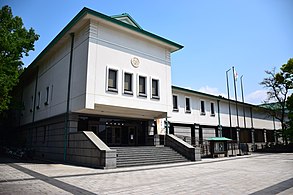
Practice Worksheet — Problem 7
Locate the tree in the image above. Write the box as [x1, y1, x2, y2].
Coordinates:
[0, 5, 39, 113]
[260, 58, 293, 144]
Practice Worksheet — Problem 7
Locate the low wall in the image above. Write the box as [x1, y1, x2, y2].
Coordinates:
[68, 131, 116, 169]
[165, 134, 201, 161]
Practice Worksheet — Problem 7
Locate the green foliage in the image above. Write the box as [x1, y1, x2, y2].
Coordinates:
[260, 58, 293, 143]
[0, 5, 39, 113]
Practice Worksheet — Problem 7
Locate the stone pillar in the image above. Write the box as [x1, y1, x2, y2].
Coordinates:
[218, 125, 223, 137]
[263, 129, 267, 143]
[236, 127, 241, 155]
[194, 124, 200, 146]
[236, 127, 240, 144]
[251, 128, 255, 151]
[274, 130, 277, 145]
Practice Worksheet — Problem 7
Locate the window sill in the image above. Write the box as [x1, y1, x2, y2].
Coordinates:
[185, 110, 191, 114]
[151, 96, 160, 100]
[139, 93, 147, 98]
[107, 88, 118, 93]
[200, 112, 206, 116]
[44, 102, 49, 106]
[210, 114, 215, 117]
[173, 109, 179, 112]
[124, 91, 133, 95]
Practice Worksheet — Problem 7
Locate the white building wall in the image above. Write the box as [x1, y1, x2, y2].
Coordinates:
[21, 79, 35, 124]
[85, 21, 172, 117]
[20, 25, 89, 125]
[170, 88, 281, 131]
[170, 89, 219, 126]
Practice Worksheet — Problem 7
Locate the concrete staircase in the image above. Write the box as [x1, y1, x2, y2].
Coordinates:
[111, 146, 189, 167]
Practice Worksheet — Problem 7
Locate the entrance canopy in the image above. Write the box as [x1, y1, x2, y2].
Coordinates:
[78, 104, 167, 120]
[206, 137, 232, 141]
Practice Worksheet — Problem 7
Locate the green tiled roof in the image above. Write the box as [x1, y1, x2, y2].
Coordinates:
[206, 137, 232, 141]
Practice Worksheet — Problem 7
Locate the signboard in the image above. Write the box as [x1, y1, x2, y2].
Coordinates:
[156, 119, 166, 135]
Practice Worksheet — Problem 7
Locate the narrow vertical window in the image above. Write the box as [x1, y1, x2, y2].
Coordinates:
[124, 73, 133, 94]
[37, 92, 41, 109]
[211, 102, 215, 116]
[45, 86, 49, 105]
[200, 100, 205, 115]
[185, 97, 191, 113]
[108, 69, 118, 92]
[151, 79, 159, 99]
[173, 95, 178, 111]
[138, 76, 147, 97]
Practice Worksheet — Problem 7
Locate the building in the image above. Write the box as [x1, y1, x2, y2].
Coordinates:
[15, 8, 281, 168]
[170, 86, 281, 156]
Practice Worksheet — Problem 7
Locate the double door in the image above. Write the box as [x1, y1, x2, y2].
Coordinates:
[106, 126, 136, 146]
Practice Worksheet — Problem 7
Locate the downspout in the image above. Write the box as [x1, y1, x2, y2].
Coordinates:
[217, 99, 222, 137]
[32, 67, 39, 123]
[31, 67, 39, 146]
[64, 33, 75, 162]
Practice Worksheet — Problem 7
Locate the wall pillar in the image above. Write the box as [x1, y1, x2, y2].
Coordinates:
[263, 129, 267, 143]
[218, 125, 223, 137]
[236, 127, 240, 144]
[251, 128, 255, 151]
[194, 124, 200, 146]
[274, 130, 277, 145]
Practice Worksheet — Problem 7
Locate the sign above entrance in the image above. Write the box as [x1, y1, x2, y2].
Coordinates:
[131, 57, 140, 68]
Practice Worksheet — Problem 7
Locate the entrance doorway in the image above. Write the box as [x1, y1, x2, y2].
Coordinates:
[106, 126, 138, 146]
[77, 116, 151, 146]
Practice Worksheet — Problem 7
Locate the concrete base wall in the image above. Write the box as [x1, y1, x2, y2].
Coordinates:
[68, 131, 116, 168]
[20, 114, 71, 161]
[166, 134, 201, 161]
[19, 113, 116, 168]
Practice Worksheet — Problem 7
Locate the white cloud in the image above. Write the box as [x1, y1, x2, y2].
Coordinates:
[245, 90, 268, 105]
[198, 86, 227, 98]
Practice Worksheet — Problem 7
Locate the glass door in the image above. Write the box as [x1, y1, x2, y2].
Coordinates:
[106, 126, 121, 146]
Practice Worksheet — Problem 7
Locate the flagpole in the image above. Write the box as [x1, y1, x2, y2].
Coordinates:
[226, 68, 232, 140]
[233, 66, 240, 155]
[232, 66, 239, 127]
[240, 75, 246, 129]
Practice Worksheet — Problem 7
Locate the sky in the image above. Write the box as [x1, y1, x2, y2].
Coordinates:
[2, 0, 293, 105]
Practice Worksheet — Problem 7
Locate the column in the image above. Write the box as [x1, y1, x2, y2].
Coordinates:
[251, 128, 255, 151]
[274, 130, 277, 145]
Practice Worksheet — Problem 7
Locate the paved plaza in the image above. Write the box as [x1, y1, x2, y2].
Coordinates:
[0, 153, 292, 194]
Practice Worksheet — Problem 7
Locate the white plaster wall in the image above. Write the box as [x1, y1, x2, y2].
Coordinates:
[21, 79, 35, 124]
[21, 26, 89, 125]
[170, 88, 280, 131]
[170, 90, 219, 126]
[85, 21, 172, 116]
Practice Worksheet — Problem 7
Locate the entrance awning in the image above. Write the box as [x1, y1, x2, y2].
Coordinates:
[206, 137, 232, 141]
[76, 104, 167, 119]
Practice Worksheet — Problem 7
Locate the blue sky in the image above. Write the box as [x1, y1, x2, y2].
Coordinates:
[2, 0, 292, 104]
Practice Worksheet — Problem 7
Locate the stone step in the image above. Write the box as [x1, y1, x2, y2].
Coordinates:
[111, 146, 189, 167]
[117, 159, 187, 167]
[117, 156, 186, 162]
